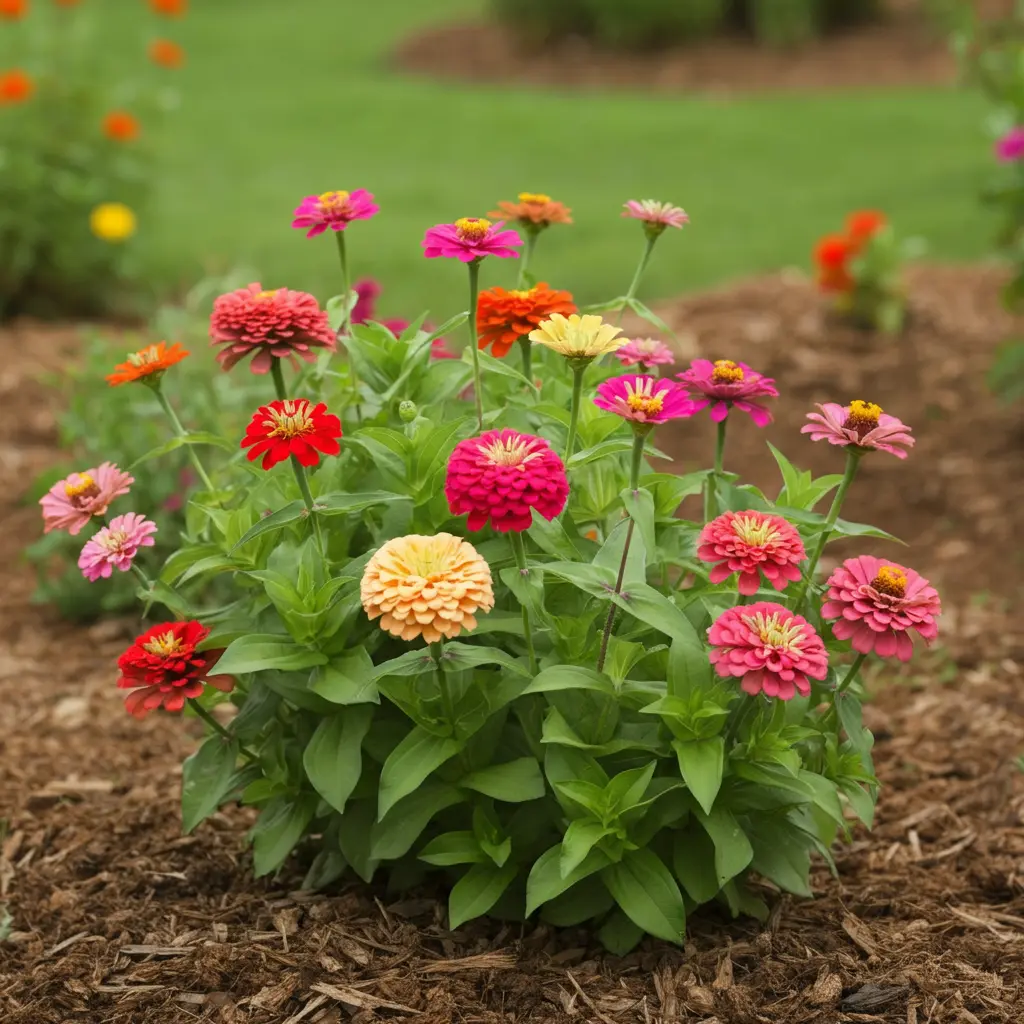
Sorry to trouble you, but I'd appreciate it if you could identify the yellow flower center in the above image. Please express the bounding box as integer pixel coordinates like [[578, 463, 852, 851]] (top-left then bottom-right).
[[712, 360, 744, 384], [455, 217, 491, 242], [264, 399, 315, 439], [871, 565, 907, 599], [318, 190, 350, 211], [518, 192, 551, 205], [623, 376, 665, 416], [64, 473, 97, 499], [843, 399, 882, 435], [98, 528, 128, 552], [254, 289, 280, 301], [478, 434, 543, 468], [142, 631, 184, 656], [126, 344, 162, 368], [731, 514, 780, 547], [508, 288, 535, 299], [743, 610, 804, 653]]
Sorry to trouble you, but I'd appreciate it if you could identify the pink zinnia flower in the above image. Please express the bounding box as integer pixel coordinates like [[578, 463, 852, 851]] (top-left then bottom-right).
[[422, 217, 523, 263], [616, 337, 675, 369], [622, 199, 689, 238], [996, 127, 1024, 163], [40, 462, 134, 536], [708, 602, 828, 700], [698, 511, 806, 596], [291, 189, 379, 238], [431, 336, 457, 359], [801, 400, 913, 458], [593, 374, 695, 426], [446, 429, 568, 532], [209, 283, 336, 374], [351, 278, 381, 324], [78, 513, 157, 582], [822, 556, 940, 662], [676, 358, 778, 427]]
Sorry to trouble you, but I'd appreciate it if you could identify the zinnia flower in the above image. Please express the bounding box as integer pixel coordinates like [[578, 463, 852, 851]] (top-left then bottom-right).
[[489, 192, 572, 231], [40, 462, 133, 536], [0, 70, 33, 104], [676, 358, 778, 426], [996, 127, 1024, 163], [616, 337, 675, 370], [240, 399, 342, 470], [697, 511, 806, 596], [149, 39, 185, 68], [351, 278, 381, 324], [78, 513, 157, 582], [149, 0, 187, 15], [801, 400, 913, 458], [291, 189, 379, 238], [361, 533, 495, 643], [117, 621, 233, 720], [708, 602, 828, 700], [846, 210, 886, 249], [814, 234, 854, 292], [209, 283, 336, 373], [822, 556, 941, 662], [623, 199, 689, 238], [106, 341, 189, 386], [103, 111, 140, 142], [422, 218, 522, 263], [528, 313, 624, 361], [90, 202, 136, 242], [476, 283, 576, 358], [431, 337, 458, 359], [0, 0, 25, 19], [446, 429, 569, 532], [593, 374, 694, 427]]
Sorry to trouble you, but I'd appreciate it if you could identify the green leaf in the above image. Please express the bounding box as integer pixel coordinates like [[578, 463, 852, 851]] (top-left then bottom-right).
[[672, 827, 720, 904], [419, 830, 488, 867], [469, 346, 539, 393], [567, 438, 633, 469], [526, 844, 611, 915], [667, 634, 713, 699], [378, 727, 463, 820], [179, 555, 242, 585], [439, 642, 530, 677], [601, 847, 686, 944], [628, 297, 672, 334], [621, 486, 657, 559], [448, 861, 519, 929], [697, 807, 754, 887], [837, 693, 874, 759], [560, 819, 613, 878], [461, 758, 545, 802], [583, 295, 628, 314], [251, 794, 317, 877], [611, 583, 701, 646], [370, 648, 436, 681], [541, 874, 614, 927], [130, 431, 234, 469], [541, 561, 617, 598], [522, 665, 616, 697], [606, 761, 657, 813], [311, 650, 381, 705], [598, 908, 646, 955], [181, 736, 239, 834], [527, 507, 584, 559], [413, 417, 474, 486], [317, 491, 411, 516], [673, 737, 724, 815], [749, 819, 814, 897], [426, 310, 469, 342], [302, 707, 373, 814], [213, 635, 328, 676], [371, 783, 464, 859], [231, 501, 308, 550]]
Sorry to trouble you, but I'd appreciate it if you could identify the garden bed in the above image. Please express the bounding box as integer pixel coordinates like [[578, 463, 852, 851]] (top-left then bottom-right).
[[1, 264, 1023, 1023]]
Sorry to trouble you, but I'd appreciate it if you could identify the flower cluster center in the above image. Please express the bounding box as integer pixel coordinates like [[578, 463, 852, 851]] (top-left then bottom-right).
[[142, 631, 184, 656], [64, 473, 97, 500], [508, 288, 535, 299], [843, 399, 882, 437], [264, 400, 315, 439], [455, 217, 491, 242], [871, 565, 907, 598], [624, 377, 664, 416], [254, 289, 280, 301], [518, 192, 550, 205], [478, 435, 542, 468], [126, 344, 163, 368], [731, 514, 780, 547], [744, 610, 803, 653], [712, 359, 744, 384], [98, 528, 128, 551]]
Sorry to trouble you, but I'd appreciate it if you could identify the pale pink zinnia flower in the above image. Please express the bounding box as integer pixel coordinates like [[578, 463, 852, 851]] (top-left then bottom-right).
[[78, 513, 157, 582], [676, 358, 778, 427], [622, 199, 689, 238], [40, 462, 134, 536], [422, 218, 523, 263], [698, 511, 806, 596], [593, 374, 694, 426], [209, 283, 336, 374], [615, 337, 675, 370], [822, 556, 940, 662], [800, 400, 914, 458], [291, 189, 379, 238], [708, 602, 828, 700], [996, 127, 1024, 163]]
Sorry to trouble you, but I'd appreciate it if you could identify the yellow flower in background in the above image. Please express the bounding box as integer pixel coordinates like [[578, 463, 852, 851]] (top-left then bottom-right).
[[90, 203, 136, 243], [528, 312, 624, 361]]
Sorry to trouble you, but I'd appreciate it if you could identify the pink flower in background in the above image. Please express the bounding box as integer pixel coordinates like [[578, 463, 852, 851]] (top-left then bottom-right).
[[431, 336, 458, 359], [422, 218, 523, 263], [708, 602, 828, 700], [78, 513, 157, 582], [698, 511, 806, 596], [162, 467, 196, 512], [676, 358, 778, 426], [40, 462, 134, 535], [351, 278, 381, 324], [616, 337, 675, 369], [291, 189, 379, 238], [822, 556, 940, 662], [622, 199, 689, 236], [801, 400, 914, 458], [996, 127, 1024, 162], [593, 374, 694, 426]]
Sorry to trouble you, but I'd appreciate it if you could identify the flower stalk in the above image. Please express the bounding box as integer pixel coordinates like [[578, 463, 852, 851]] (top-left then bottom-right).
[[467, 259, 484, 430], [335, 231, 363, 422], [564, 362, 586, 463], [430, 639, 459, 736], [517, 230, 538, 289], [187, 698, 259, 762], [153, 387, 217, 494], [509, 532, 539, 674], [704, 419, 728, 523]]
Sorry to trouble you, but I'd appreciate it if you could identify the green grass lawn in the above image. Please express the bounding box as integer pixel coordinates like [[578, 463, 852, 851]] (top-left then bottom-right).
[[101, 0, 996, 321]]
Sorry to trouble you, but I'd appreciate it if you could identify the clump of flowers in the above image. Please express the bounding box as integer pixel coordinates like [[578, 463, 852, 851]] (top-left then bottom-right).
[[698, 511, 806, 595], [240, 399, 343, 470], [78, 513, 157, 581], [616, 337, 674, 371], [802, 400, 914, 458], [291, 189, 379, 238], [40, 463, 133, 535]]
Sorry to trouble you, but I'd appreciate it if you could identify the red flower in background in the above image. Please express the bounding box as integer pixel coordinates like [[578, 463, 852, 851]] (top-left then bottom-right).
[[814, 234, 854, 293], [240, 398, 342, 470], [0, 0, 26, 20], [149, 38, 185, 68], [103, 110, 141, 141], [149, 0, 187, 15], [0, 70, 33, 104], [846, 210, 886, 249]]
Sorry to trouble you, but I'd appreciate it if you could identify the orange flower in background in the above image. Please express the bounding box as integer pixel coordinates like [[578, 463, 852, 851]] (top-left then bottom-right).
[[489, 192, 573, 230], [54, 0, 82, 7], [477, 282, 577, 358], [107, 342, 189, 386], [846, 210, 887, 249], [814, 234, 854, 293], [0, 70, 33, 104], [149, 0, 186, 15], [0, 0, 26, 20], [149, 38, 185, 68], [103, 110, 141, 142]]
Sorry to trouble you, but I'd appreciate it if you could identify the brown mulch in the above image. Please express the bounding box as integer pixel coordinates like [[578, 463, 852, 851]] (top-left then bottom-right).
[[2, 267, 1024, 1022]]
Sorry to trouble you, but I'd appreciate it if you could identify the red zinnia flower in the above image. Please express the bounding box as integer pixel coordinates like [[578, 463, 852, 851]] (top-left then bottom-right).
[[117, 621, 233, 719], [149, 38, 185, 68], [0, 69, 33, 104], [240, 398, 342, 470], [814, 234, 854, 293], [476, 283, 576, 358], [103, 110, 141, 142], [846, 210, 886, 250], [0, 0, 26, 19], [149, 0, 186, 15], [697, 511, 806, 596]]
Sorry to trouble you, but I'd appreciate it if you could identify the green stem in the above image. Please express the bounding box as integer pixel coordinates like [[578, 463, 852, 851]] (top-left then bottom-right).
[[618, 235, 657, 323], [154, 388, 217, 494], [704, 418, 728, 523], [430, 640, 459, 736], [629, 428, 646, 491], [517, 230, 538, 289], [290, 456, 325, 554], [834, 653, 868, 697], [270, 357, 288, 401], [130, 562, 153, 591], [510, 532, 538, 675], [186, 698, 259, 762], [467, 259, 484, 430], [517, 335, 533, 386], [564, 363, 585, 464], [335, 231, 362, 422]]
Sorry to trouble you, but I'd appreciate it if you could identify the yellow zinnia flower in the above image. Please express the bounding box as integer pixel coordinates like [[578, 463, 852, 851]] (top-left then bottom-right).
[[360, 533, 494, 644], [90, 203, 137, 243], [528, 313, 624, 360]]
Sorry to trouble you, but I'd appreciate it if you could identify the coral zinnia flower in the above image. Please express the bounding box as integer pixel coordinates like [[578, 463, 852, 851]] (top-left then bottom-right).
[[814, 234, 854, 292], [149, 38, 185, 68], [291, 189, 379, 238], [593, 374, 694, 427], [615, 337, 674, 370], [361, 533, 495, 643], [822, 556, 941, 662], [697, 511, 806, 596], [801, 400, 914, 458], [623, 199, 689, 238], [528, 313, 624, 361], [0, 70, 33, 104], [676, 358, 778, 426], [240, 399, 342, 470], [422, 218, 523, 263], [846, 210, 886, 249], [708, 602, 828, 700], [90, 202, 136, 242], [476, 283, 576, 358], [149, 0, 187, 15], [489, 192, 573, 231], [209, 283, 336, 374], [0, 0, 25, 19], [106, 341, 189, 386], [117, 620, 232, 719], [103, 111, 141, 142], [446, 429, 569, 532], [40, 463, 134, 536], [79, 513, 158, 582]]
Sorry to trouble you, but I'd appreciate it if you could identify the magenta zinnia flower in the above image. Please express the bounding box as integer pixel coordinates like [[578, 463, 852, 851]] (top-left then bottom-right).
[[698, 511, 806, 596], [351, 278, 381, 324], [800, 400, 914, 458], [291, 189, 379, 238], [822, 556, 940, 662], [623, 199, 689, 237], [676, 358, 778, 427], [593, 374, 695, 426], [446, 429, 568, 532], [615, 337, 675, 369], [422, 218, 523, 263], [40, 462, 134, 536], [209, 283, 336, 374], [708, 602, 828, 700], [996, 127, 1024, 163], [78, 513, 157, 582], [431, 336, 458, 359]]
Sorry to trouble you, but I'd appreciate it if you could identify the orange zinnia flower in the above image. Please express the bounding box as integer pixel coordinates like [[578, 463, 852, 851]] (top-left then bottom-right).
[[148, 38, 185, 68], [0, 0, 26, 20], [489, 192, 573, 230], [477, 282, 577, 358], [0, 69, 33, 104], [103, 111, 141, 142], [814, 234, 854, 293], [54, 0, 82, 7], [846, 210, 886, 249], [149, 0, 186, 14], [107, 342, 189, 386]]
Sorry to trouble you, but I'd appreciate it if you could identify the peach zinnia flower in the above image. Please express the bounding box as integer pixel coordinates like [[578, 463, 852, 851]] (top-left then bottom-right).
[[106, 341, 189, 386], [623, 199, 689, 238], [476, 283, 576, 358], [422, 218, 522, 263], [40, 463, 134, 535], [0, 69, 33, 104], [593, 375, 694, 427], [801, 400, 914, 458], [676, 358, 778, 427], [361, 533, 495, 643], [616, 337, 674, 370], [489, 192, 572, 231], [697, 511, 806, 596], [149, 38, 185, 68], [79, 513, 158, 582]]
